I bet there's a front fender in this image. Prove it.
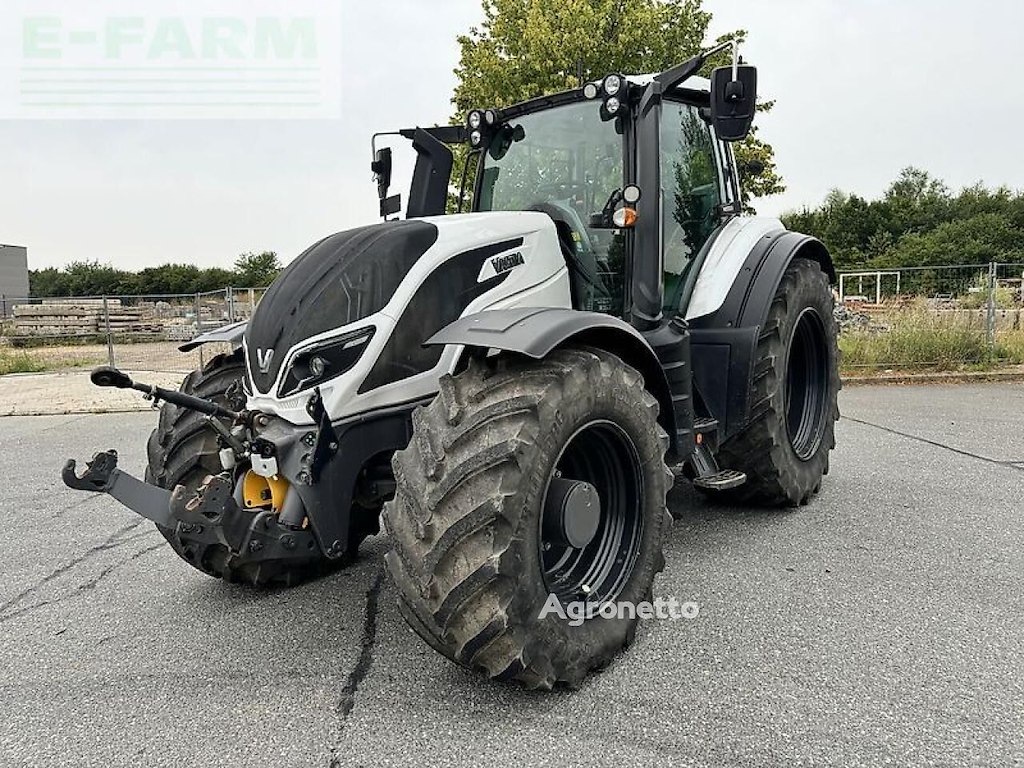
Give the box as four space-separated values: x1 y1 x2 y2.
426 307 679 455
178 320 247 353
426 307 648 359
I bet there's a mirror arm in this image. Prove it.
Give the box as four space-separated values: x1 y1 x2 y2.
656 37 742 92
589 188 625 229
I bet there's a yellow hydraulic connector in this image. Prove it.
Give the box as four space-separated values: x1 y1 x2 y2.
241 470 290 514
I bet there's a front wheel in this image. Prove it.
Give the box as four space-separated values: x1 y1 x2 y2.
715 257 840 506
383 348 672 689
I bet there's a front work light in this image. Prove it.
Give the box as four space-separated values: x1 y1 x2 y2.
603 74 623 96
467 110 483 130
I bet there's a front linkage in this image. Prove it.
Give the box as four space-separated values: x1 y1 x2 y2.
62 366 326 571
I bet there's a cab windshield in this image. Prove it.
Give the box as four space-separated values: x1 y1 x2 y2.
475 100 625 313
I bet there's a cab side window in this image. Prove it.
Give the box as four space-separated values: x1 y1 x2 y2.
660 101 722 310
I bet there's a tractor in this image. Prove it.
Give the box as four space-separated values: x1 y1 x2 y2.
64 41 839 689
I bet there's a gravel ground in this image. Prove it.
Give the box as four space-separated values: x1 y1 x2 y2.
0 382 1021 767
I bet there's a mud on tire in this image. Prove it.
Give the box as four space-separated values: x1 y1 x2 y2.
716 257 841 507
383 347 673 689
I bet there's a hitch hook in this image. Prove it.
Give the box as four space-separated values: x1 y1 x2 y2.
62 450 119 492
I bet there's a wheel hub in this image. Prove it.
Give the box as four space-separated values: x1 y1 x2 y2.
539 420 644 606
543 478 601 549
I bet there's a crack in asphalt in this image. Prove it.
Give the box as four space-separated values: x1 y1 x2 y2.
0 520 147 619
0 540 165 625
51 492 104 519
843 416 1024 471
329 564 387 766
36 414 91 433
78 542 166 591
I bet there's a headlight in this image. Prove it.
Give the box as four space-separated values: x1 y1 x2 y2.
279 327 375 398
603 74 622 96
308 356 327 379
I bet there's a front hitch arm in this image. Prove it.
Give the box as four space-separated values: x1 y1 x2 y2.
62 450 174 528
63 452 280 557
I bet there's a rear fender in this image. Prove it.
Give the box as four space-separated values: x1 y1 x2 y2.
688 227 835 440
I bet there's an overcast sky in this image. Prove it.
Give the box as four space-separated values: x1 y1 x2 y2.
2 0 1021 270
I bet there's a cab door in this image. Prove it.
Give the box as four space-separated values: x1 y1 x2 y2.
659 100 729 311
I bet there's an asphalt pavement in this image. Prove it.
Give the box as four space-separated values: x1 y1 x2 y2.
1 382 1021 767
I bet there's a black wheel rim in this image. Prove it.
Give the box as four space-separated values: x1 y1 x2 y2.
539 420 644 608
785 308 829 461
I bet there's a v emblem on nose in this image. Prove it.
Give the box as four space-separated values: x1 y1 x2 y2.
256 348 274 374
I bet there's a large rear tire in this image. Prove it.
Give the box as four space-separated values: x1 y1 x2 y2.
145 351 335 587
383 348 672 689
715 257 840 506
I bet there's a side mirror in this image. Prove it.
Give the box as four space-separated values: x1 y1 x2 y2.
710 65 757 142
738 158 765 178
371 147 401 218
371 147 393 201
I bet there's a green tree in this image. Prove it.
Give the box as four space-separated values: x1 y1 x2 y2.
234 251 282 287
28 267 69 297
28 255 281 298
781 167 1024 271
452 0 783 202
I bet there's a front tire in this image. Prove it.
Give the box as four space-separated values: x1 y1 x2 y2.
383 348 672 689
716 257 840 506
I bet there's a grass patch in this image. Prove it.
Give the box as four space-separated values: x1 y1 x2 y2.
0 349 48 375
840 307 1024 372
0 348 103 375
994 332 1024 364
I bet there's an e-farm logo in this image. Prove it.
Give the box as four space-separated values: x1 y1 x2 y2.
0 0 342 119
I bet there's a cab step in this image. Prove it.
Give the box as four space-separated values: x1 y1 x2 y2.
693 417 718 433
692 469 747 491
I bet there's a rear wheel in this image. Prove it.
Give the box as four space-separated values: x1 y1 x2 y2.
384 348 672 689
715 258 840 506
145 350 337 586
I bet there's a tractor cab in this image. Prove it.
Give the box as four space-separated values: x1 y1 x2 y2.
373 42 758 328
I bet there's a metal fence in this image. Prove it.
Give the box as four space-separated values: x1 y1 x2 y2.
836 262 1024 370
4 264 1024 376
0 288 266 375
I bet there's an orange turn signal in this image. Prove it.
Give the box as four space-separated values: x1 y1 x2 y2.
612 207 638 228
